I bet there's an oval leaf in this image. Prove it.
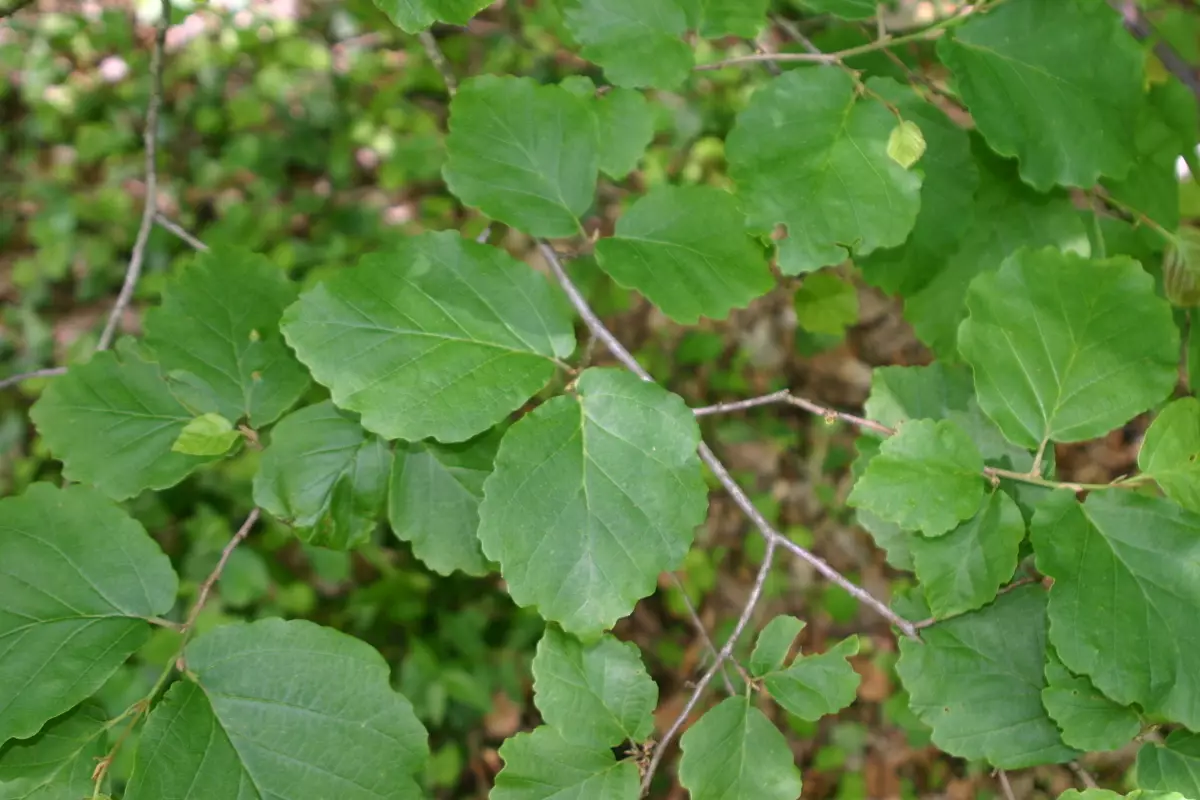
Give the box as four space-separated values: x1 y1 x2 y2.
678 696 803 800
477 368 707 637
281 231 576 443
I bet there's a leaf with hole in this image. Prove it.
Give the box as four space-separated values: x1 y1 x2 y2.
727 68 921 275
896 585 1079 767
253 402 390 550
678 696 803 800
531 627 656 748
1032 490 1200 730
938 0 1142 189
124 619 428 800
477 368 707 637
443 76 598 237
959 247 1178 448
143 246 310 429
281 231 576 443
0 484 177 745
594 185 773 323
848 418 986 537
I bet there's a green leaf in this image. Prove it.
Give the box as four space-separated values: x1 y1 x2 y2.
1139 397 1200 513
0 484 177 745
887 120 925 169
1031 490 1200 730
0 703 107 799
142 246 310 429
29 347 217 500
172 412 240 457
793 271 858 337
938 0 1142 190
125 619 428 799
727 68 921 275
253 402 390 550
531 627 657 748
749 615 806 677
851 438 913 570
594 185 773 323
281 231 576 443
762 635 861 722
1103 86 1186 237
858 79 980 296
388 431 498 577
371 0 491 32
477 368 707 637
793 0 875 20
678 696 803 800
895 585 1079 768
910 491 1025 619
564 0 692 90
1138 731 1200 798
682 0 770 38
960 247 1178 448
594 88 655 180
848 419 986 537
490 727 639 800
1042 646 1140 752
443 76 598 238
903 151 1090 356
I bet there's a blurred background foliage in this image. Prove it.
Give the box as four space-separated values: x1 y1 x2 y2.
2 0 1187 796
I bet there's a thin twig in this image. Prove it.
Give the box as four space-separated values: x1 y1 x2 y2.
183 508 260 632
1120 1 1200 100
156 213 210 252
538 242 921 641
96 0 172 351
670 574 741 695
641 539 778 796
0 367 67 390
1070 761 1099 790
418 30 457 95
996 769 1017 800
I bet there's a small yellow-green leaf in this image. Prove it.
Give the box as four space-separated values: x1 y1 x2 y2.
172 413 240 456
793 271 859 336
887 119 926 169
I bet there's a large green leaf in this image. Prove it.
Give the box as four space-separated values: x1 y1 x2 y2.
477 368 707 637
142 246 309 429
281 231 576 443
253 402 390 550
1139 397 1200 514
682 0 769 37
490 727 639 800
678 696 803 800
443 76 598 237
857 79 980 296
959 247 1178 449
564 0 692 89
1042 647 1140 753
848 419 986 537
388 431 497 577
938 0 1142 190
594 185 773 323
909 490 1026 619
371 0 491 32
125 619 428 799
904 152 1091 357
0 484 177 745
531 627 657 748
727 68 921 275
0 703 107 799
29 346 217 500
1138 732 1200 798
1032 491 1200 730
895 585 1079 768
